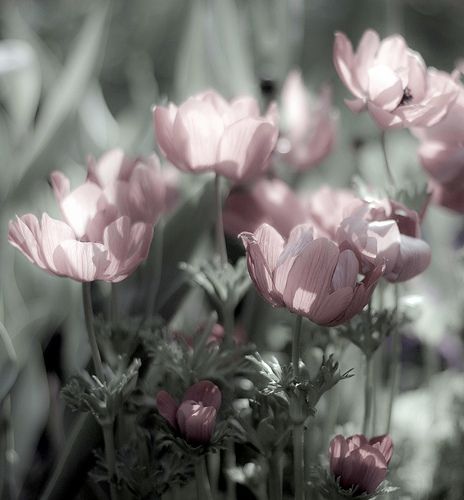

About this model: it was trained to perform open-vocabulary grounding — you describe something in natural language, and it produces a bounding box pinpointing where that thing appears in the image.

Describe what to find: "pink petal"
[376,35,408,73]
[367,65,404,111]
[367,101,404,129]
[353,30,380,91]
[153,104,190,171]
[176,401,217,445]
[8,214,47,269]
[217,119,277,181]
[39,214,76,273]
[183,380,222,410]
[87,149,127,187]
[345,97,366,113]
[156,390,178,428]
[173,98,224,171]
[52,240,109,281]
[281,238,340,318]
[385,234,431,282]
[369,434,394,464]
[329,435,349,478]
[50,171,70,202]
[332,249,359,289]
[333,32,363,98]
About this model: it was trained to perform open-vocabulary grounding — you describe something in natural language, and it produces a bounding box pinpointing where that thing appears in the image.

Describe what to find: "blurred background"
[1,1,464,499]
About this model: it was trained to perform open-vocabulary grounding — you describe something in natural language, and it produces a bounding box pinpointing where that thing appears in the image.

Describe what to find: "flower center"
[399,87,413,106]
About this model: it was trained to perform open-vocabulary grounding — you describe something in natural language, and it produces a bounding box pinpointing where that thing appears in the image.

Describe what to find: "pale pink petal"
[88,149,127,187]
[333,32,363,98]
[40,214,76,273]
[367,65,404,111]
[8,214,47,269]
[50,171,70,202]
[367,101,403,129]
[353,30,380,91]
[173,98,223,171]
[376,35,408,73]
[153,104,190,171]
[332,249,359,289]
[52,240,109,282]
[345,97,366,113]
[385,234,431,282]
[217,119,277,181]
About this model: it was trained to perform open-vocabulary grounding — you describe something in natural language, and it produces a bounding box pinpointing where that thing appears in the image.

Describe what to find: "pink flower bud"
[329,434,393,494]
[155,380,222,446]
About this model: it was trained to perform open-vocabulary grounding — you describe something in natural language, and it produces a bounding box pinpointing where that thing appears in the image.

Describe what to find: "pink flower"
[329,434,393,494]
[8,214,153,283]
[50,149,166,241]
[153,90,278,181]
[8,149,163,283]
[239,223,383,326]
[304,186,364,240]
[412,81,464,213]
[156,380,222,445]
[429,181,464,213]
[337,198,431,282]
[223,178,306,238]
[277,70,337,170]
[333,30,458,129]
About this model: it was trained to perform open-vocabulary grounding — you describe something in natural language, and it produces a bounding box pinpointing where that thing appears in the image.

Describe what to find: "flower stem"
[145,217,165,320]
[82,283,104,381]
[82,283,119,500]
[103,423,119,500]
[293,423,305,500]
[292,315,303,378]
[214,174,227,267]
[386,285,401,434]
[225,442,236,500]
[268,452,283,500]
[110,283,118,325]
[380,131,396,189]
[362,354,373,435]
[195,456,213,500]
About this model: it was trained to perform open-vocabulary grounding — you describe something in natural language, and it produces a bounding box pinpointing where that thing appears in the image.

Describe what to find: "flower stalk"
[195,456,213,500]
[362,353,373,435]
[380,131,396,188]
[386,285,401,434]
[214,174,228,267]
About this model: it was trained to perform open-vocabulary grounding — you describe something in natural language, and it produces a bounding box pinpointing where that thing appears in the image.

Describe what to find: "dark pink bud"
[176,400,217,445]
[183,380,222,410]
[329,434,393,494]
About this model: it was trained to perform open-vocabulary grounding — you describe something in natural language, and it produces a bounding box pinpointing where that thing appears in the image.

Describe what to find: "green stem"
[386,285,401,434]
[362,354,373,436]
[207,453,220,499]
[214,174,227,267]
[380,131,396,188]
[293,423,305,500]
[225,442,236,500]
[110,283,118,325]
[195,456,213,500]
[145,218,165,320]
[292,315,303,378]
[82,283,104,381]
[268,452,283,500]
[103,423,119,500]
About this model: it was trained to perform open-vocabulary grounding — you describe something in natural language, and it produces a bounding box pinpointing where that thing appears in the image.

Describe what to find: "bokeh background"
[1,1,464,499]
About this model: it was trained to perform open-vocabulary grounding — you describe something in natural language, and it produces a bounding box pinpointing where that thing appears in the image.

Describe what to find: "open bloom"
[50,149,166,241]
[240,223,383,326]
[153,90,278,181]
[277,70,337,170]
[156,380,221,445]
[413,81,464,213]
[333,30,458,129]
[304,185,364,240]
[223,178,306,238]
[8,149,164,283]
[329,434,393,495]
[337,198,431,283]
[8,213,152,282]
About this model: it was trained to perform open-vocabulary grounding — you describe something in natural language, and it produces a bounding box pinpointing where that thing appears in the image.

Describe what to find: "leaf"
[0,39,41,141]
[11,1,110,192]
[0,321,18,402]
[157,179,216,316]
